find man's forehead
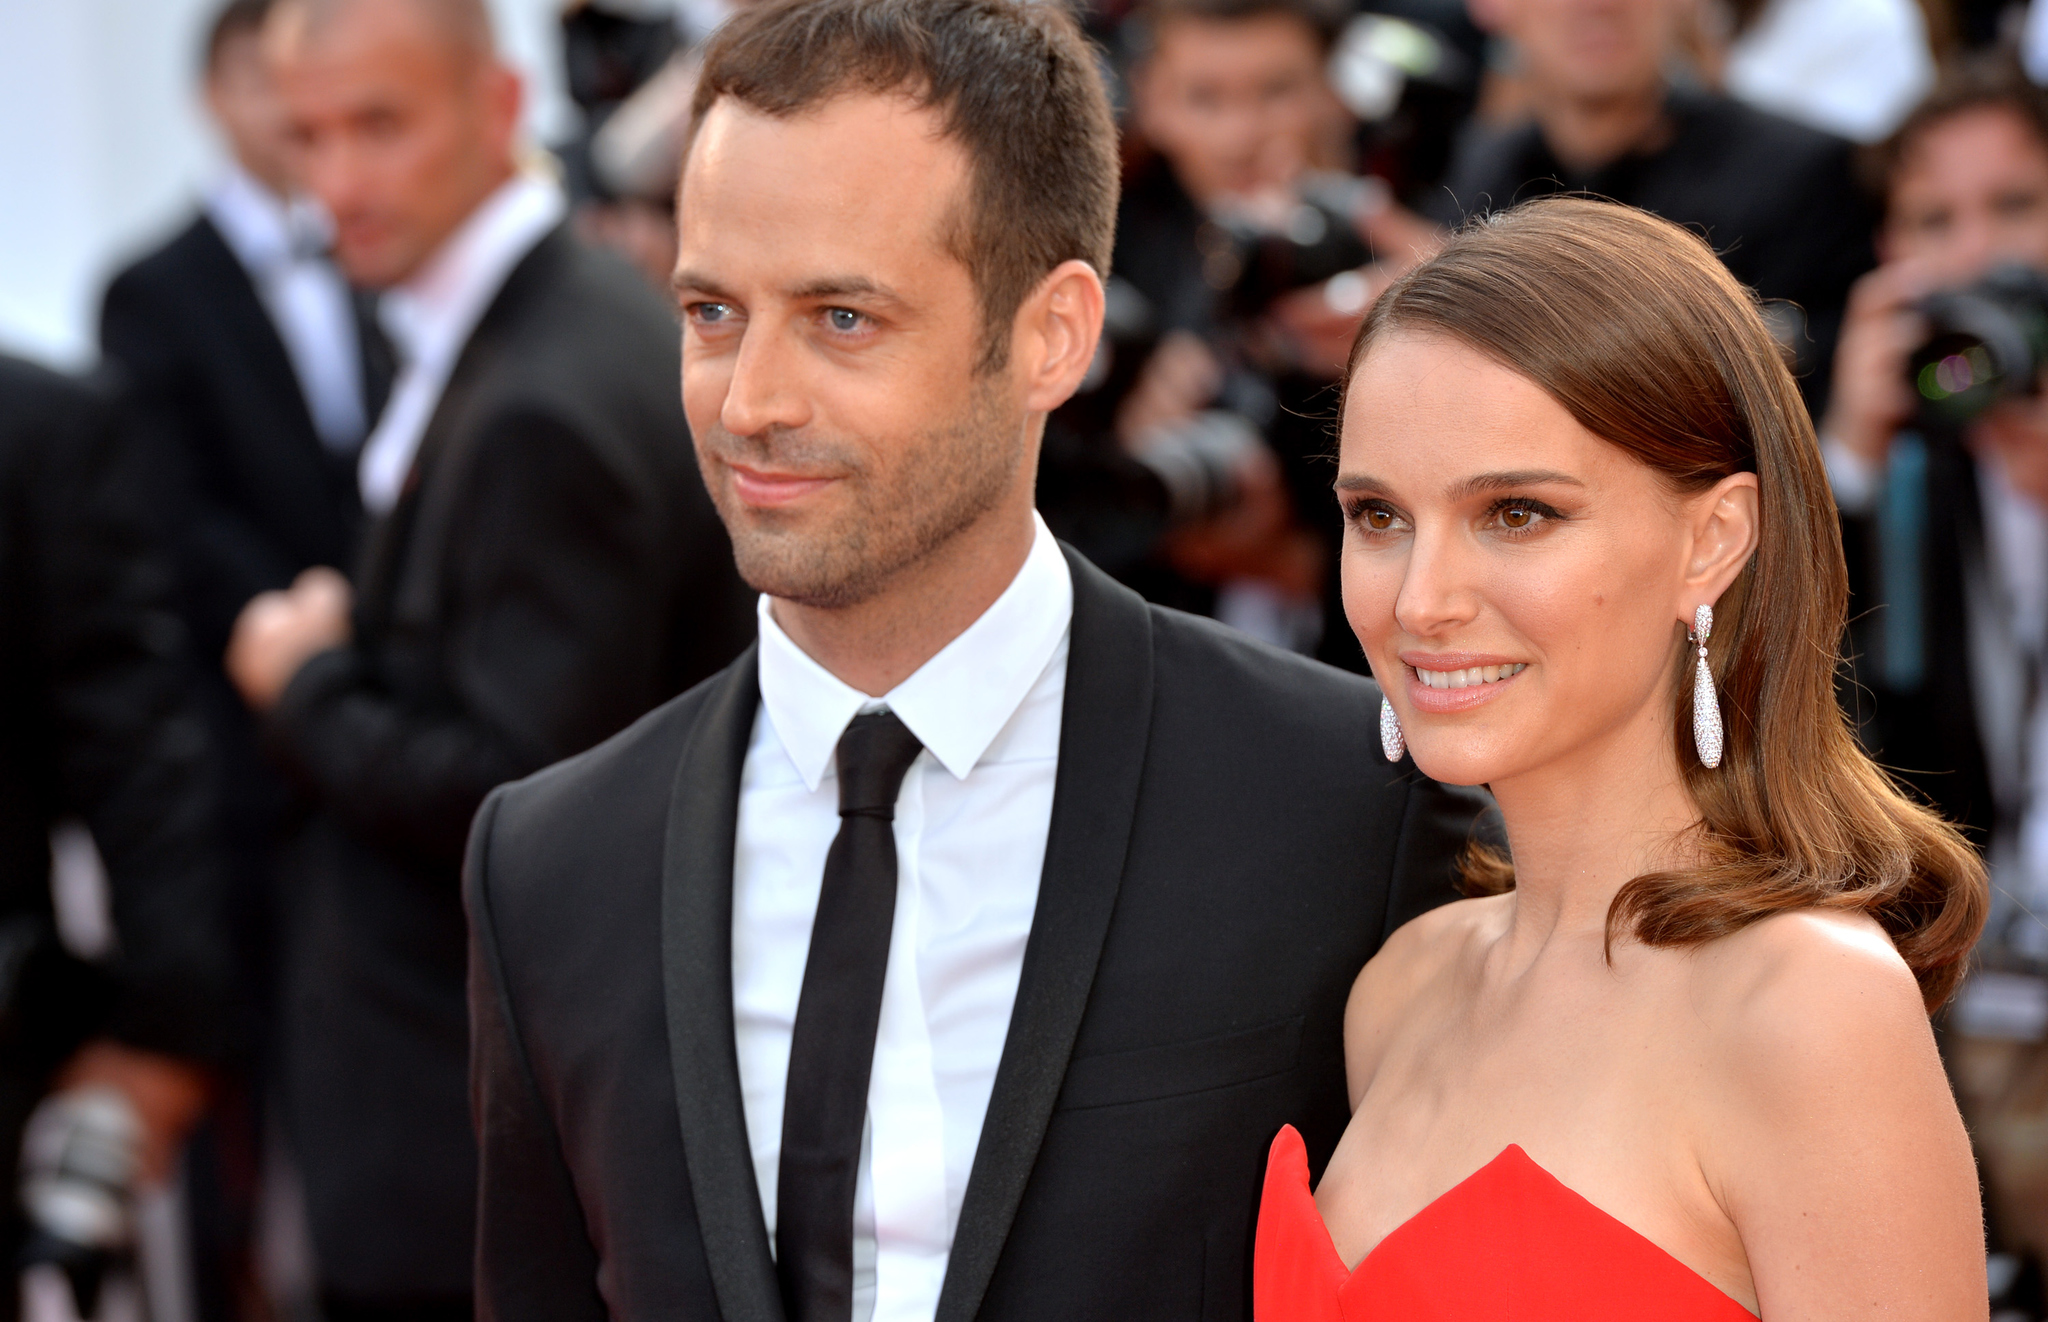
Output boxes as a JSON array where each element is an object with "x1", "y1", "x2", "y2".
[
  {"x1": 680, "y1": 93, "x2": 970, "y2": 262},
  {"x1": 687, "y1": 92, "x2": 963, "y2": 178},
  {"x1": 1904, "y1": 108, "x2": 2048, "y2": 176}
]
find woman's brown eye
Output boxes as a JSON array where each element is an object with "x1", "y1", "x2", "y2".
[
  {"x1": 1501, "y1": 506, "x2": 1533, "y2": 528},
  {"x1": 1367, "y1": 509, "x2": 1394, "y2": 530}
]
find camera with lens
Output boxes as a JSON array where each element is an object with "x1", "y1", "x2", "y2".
[
  {"x1": 1200, "y1": 173, "x2": 1379, "y2": 321},
  {"x1": 1908, "y1": 264, "x2": 2048, "y2": 432}
]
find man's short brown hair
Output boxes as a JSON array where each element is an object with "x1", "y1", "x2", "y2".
[
  {"x1": 689, "y1": 0, "x2": 1120, "y2": 371},
  {"x1": 205, "y1": 0, "x2": 276, "y2": 73},
  {"x1": 1132, "y1": 0, "x2": 1348, "y2": 56},
  {"x1": 1868, "y1": 54, "x2": 2048, "y2": 198}
]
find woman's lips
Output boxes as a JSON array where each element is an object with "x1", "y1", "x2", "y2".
[
  {"x1": 1402, "y1": 660, "x2": 1528, "y2": 713},
  {"x1": 728, "y1": 463, "x2": 836, "y2": 508}
]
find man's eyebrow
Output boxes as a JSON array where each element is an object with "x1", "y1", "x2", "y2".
[
  {"x1": 667, "y1": 270, "x2": 912, "y2": 310},
  {"x1": 670, "y1": 268, "x2": 729, "y2": 296},
  {"x1": 1445, "y1": 469, "x2": 1585, "y2": 500},
  {"x1": 788, "y1": 275, "x2": 909, "y2": 307}
]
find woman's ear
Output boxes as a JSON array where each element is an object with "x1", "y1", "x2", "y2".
[
  {"x1": 1682, "y1": 471, "x2": 1760, "y2": 608},
  {"x1": 1016, "y1": 259, "x2": 1107, "y2": 415}
]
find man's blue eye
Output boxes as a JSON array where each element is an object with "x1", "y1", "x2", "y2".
[
  {"x1": 828, "y1": 309, "x2": 862, "y2": 332},
  {"x1": 695, "y1": 303, "x2": 731, "y2": 322}
]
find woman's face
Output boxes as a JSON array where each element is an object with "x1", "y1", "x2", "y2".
[{"x1": 1338, "y1": 331, "x2": 1750, "y2": 789}]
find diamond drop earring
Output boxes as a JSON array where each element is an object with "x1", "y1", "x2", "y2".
[
  {"x1": 1690, "y1": 603, "x2": 1723, "y2": 769},
  {"x1": 1380, "y1": 696, "x2": 1405, "y2": 763}
]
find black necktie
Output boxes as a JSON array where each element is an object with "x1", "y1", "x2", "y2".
[{"x1": 776, "y1": 710, "x2": 925, "y2": 1322}]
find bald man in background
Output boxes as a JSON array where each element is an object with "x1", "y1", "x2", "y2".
[{"x1": 227, "y1": 1, "x2": 750, "y2": 1315}]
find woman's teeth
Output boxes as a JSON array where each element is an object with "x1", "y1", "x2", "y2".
[{"x1": 1414, "y1": 663, "x2": 1526, "y2": 690}]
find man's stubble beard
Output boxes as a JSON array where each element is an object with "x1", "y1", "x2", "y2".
[{"x1": 702, "y1": 375, "x2": 1027, "y2": 610}]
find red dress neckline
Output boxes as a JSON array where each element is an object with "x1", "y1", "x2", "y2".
[{"x1": 1254, "y1": 1125, "x2": 1757, "y2": 1321}]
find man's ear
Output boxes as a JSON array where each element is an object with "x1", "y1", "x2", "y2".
[
  {"x1": 1681, "y1": 471, "x2": 1760, "y2": 608},
  {"x1": 1016, "y1": 259, "x2": 1107, "y2": 415},
  {"x1": 483, "y1": 62, "x2": 524, "y2": 162}
]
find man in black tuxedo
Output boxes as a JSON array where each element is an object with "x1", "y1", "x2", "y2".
[
  {"x1": 225, "y1": 0, "x2": 750, "y2": 1316},
  {"x1": 468, "y1": 3, "x2": 1483, "y2": 1319},
  {"x1": 102, "y1": 0, "x2": 382, "y2": 665}
]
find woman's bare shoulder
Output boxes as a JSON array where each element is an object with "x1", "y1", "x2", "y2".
[
  {"x1": 1676, "y1": 912, "x2": 1982, "y2": 1311},
  {"x1": 1680, "y1": 907, "x2": 1951, "y2": 1168},
  {"x1": 1687, "y1": 908, "x2": 1927, "y2": 1046},
  {"x1": 1342, "y1": 895, "x2": 1505, "y2": 1082}
]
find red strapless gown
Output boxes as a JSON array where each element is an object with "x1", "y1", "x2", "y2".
[{"x1": 1255, "y1": 1126, "x2": 1756, "y2": 1320}]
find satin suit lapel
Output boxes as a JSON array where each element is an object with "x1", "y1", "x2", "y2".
[
  {"x1": 661, "y1": 646, "x2": 786, "y2": 1322},
  {"x1": 935, "y1": 549, "x2": 1155, "y2": 1322}
]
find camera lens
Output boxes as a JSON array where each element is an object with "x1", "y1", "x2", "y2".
[
  {"x1": 1907, "y1": 264, "x2": 2048, "y2": 431},
  {"x1": 1910, "y1": 332, "x2": 2006, "y2": 427}
]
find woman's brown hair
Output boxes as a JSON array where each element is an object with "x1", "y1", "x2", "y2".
[{"x1": 1349, "y1": 197, "x2": 1987, "y2": 1010}]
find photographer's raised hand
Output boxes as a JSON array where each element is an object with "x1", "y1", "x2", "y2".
[{"x1": 1821, "y1": 259, "x2": 1933, "y2": 467}]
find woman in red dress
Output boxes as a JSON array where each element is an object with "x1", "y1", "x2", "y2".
[{"x1": 1255, "y1": 199, "x2": 1989, "y2": 1320}]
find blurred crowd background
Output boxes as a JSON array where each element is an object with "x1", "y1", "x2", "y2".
[{"x1": 8, "y1": 0, "x2": 2048, "y2": 1318}]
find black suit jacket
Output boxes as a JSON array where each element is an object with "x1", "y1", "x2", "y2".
[
  {"x1": 268, "y1": 226, "x2": 753, "y2": 1298},
  {"x1": 468, "y1": 548, "x2": 1486, "y2": 1321},
  {"x1": 99, "y1": 213, "x2": 383, "y2": 659},
  {"x1": 0, "y1": 355, "x2": 229, "y2": 1065}
]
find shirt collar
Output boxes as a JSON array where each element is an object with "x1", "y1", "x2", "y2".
[
  {"x1": 756, "y1": 513, "x2": 1073, "y2": 791},
  {"x1": 205, "y1": 161, "x2": 295, "y2": 274},
  {"x1": 377, "y1": 172, "x2": 566, "y2": 370}
]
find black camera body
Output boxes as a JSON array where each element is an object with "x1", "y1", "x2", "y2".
[
  {"x1": 1204, "y1": 174, "x2": 1377, "y2": 320},
  {"x1": 1910, "y1": 264, "x2": 2048, "y2": 431}
]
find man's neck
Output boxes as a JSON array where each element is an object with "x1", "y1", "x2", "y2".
[
  {"x1": 231, "y1": 153, "x2": 293, "y2": 204},
  {"x1": 387, "y1": 159, "x2": 522, "y2": 290},
  {"x1": 771, "y1": 504, "x2": 1040, "y2": 698},
  {"x1": 1532, "y1": 78, "x2": 1670, "y2": 176}
]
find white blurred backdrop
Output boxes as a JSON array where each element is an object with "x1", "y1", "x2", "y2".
[{"x1": 0, "y1": 0, "x2": 575, "y2": 368}]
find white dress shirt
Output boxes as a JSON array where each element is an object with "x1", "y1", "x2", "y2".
[
  {"x1": 1723, "y1": 0, "x2": 1934, "y2": 143},
  {"x1": 733, "y1": 514, "x2": 1072, "y2": 1322},
  {"x1": 356, "y1": 173, "x2": 566, "y2": 515},
  {"x1": 204, "y1": 162, "x2": 366, "y2": 451}
]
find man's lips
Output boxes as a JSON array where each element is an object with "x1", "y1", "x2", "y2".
[{"x1": 726, "y1": 462, "x2": 838, "y2": 508}]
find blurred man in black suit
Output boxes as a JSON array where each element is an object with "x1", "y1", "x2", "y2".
[
  {"x1": 225, "y1": 0, "x2": 750, "y2": 1316},
  {"x1": 103, "y1": 0, "x2": 381, "y2": 664},
  {"x1": 99, "y1": 6, "x2": 386, "y2": 1312},
  {"x1": 0, "y1": 355, "x2": 231, "y2": 1321},
  {"x1": 1430, "y1": 0, "x2": 1875, "y2": 410}
]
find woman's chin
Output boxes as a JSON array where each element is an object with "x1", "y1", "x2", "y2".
[{"x1": 1405, "y1": 741, "x2": 1520, "y2": 790}]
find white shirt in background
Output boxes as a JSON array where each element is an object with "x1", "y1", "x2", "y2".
[
  {"x1": 205, "y1": 162, "x2": 367, "y2": 452},
  {"x1": 356, "y1": 173, "x2": 566, "y2": 516},
  {"x1": 733, "y1": 514, "x2": 1071, "y2": 1322},
  {"x1": 1723, "y1": 0, "x2": 1935, "y2": 143}
]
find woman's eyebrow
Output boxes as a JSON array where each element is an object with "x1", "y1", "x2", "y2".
[{"x1": 1445, "y1": 469, "x2": 1585, "y2": 500}]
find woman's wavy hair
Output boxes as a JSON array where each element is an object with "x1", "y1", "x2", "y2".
[{"x1": 1348, "y1": 198, "x2": 1987, "y2": 1010}]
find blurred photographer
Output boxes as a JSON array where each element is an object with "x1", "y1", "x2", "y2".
[
  {"x1": 0, "y1": 356, "x2": 229, "y2": 1320},
  {"x1": 1823, "y1": 58, "x2": 2048, "y2": 1304},
  {"x1": 1054, "y1": 0, "x2": 1437, "y2": 665}
]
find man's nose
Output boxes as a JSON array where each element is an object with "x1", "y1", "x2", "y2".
[
  {"x1": 297, "y1": 135, "x2": 365, "y2": 220},
  {"x1": 719, "y1": 320, "x2": 811, "y2": 439}
]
